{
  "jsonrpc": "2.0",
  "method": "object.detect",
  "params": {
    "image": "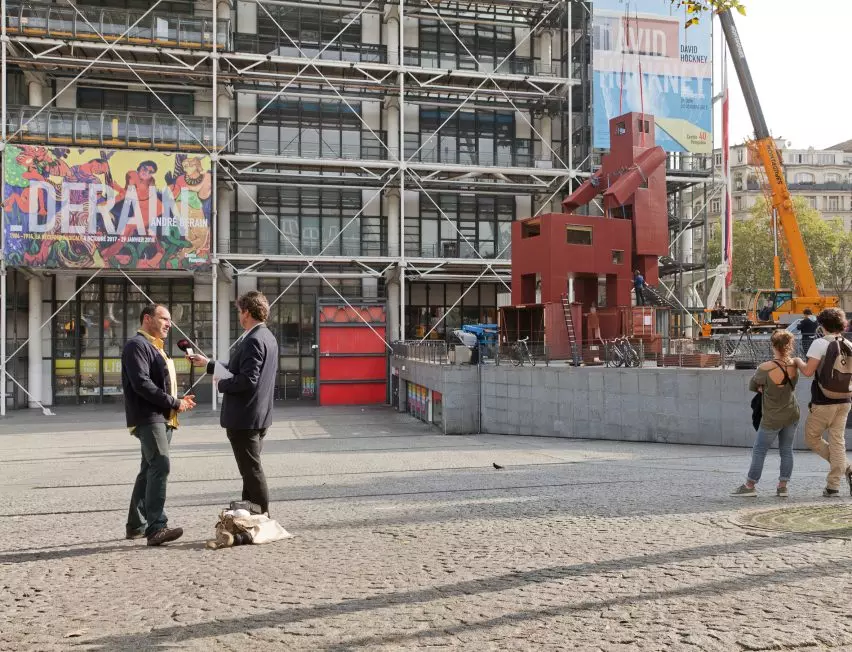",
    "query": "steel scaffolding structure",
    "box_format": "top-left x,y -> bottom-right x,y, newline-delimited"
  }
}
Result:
1,0 -> 584,413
